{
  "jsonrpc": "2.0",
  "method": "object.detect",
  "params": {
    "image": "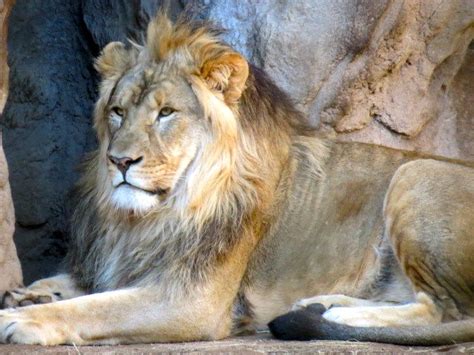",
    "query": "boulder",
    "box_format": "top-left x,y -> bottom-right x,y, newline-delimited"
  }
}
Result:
0,134 -> 22,292
0,0 -> 22,292
193,0 -> 474,160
